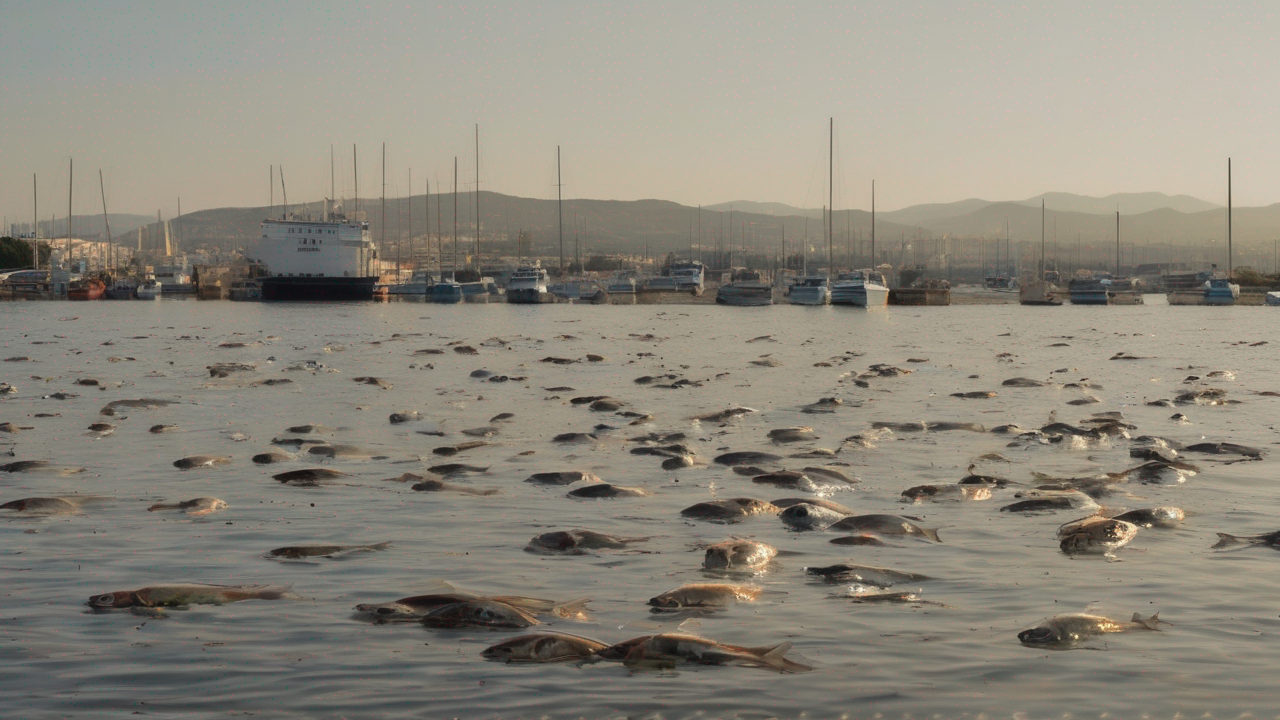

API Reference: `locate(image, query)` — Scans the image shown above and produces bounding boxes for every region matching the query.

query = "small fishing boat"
[506,265,555,304]
[430,279,464,304]
[831,270,889,307]
[1068,275,1110,305]
[228,279,262,301]
[135,278,162,299]
[788,275,831,305]
[716,270,773,306]
[1204,276,1240,305]
[67,276,106,300]
[386,270,434,296]
[1265,291,1280,306]
[105,277,138,300]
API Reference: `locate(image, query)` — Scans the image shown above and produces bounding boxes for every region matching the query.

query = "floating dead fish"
[803,467,858,484]
[772,497,853,514]
[1212,530,1280,549]
[272,468,348,485]
[147,497,228,516]
[714,451,783,467]
[648,583,761,609]
[804,563,930,587]
[267,542,391,559]
[901,485,992,503]
[460,426,499,438]
[768,427,818,443]
[0,422,32,433]
[589,398,626,411]
[703,539,777,570]
[951,391,996,399]
[526,471,600,486]
[172,455,231,470]
[422,600,542,629]
[1110,507,1184,529]
[287,424,331,434]
[1001,492,1099,513]
[427,463,490,476]
[552,432,597,443]
[829,534,889,547]
[355,593,585,623]
[207,362,256,377]
[86,422,115,433]
[308,444,376,459]
[829,514,941,542]
[801,397,843,414]
[525,529,649,554]
[88,583,300,609]
[609,633,812,673]
[432,441,492,456]
[1174,388,1230,406]
[567,483,650,499]
[389,411,423,424]
[100,398,177,415]
[0,497,84,516]
[750,357,782,368]
[0,460,86,475]
[1018,612,1167,647]
[1183,442,1262,459]
[147,424,177,434]
[411,478,498,496]
[779,503,848,531]
[681,498,779,522]
[1057,516,1138,556]
[352,376,392,389]
[252,451,294,464]
[693,407,756,423]
[481,632,609,663]
[490,412,515,423]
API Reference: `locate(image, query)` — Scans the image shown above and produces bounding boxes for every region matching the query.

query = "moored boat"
[715,281,774,306]
[506,264,556,304]
[135,278,162,299]
[831,270,889,307]
[789,275,831,306]
[1204,276,1240,305]
[253,201,379,301]
[430,280,464,303]
[67,276,106,300]
[1068,275,1110,305]
[228,279,262,301]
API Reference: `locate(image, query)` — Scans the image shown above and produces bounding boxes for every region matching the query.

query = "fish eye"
[1019,627,1054,643]
[795,507,809,517]
[96,594,115,606]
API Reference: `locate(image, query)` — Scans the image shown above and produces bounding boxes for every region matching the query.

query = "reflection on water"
[3,300,1279,717]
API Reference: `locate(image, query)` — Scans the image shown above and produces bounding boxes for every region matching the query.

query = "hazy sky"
[1,1,1277,224]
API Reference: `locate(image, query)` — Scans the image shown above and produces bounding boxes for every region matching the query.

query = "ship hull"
[260,276,377,301]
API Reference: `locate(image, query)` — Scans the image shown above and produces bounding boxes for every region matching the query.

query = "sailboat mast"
[383,142,391,276]
[475,124,481,270]
[557,146,564,278]
[1227,157,1233,278]
[1040,199,1045,277]
[871,180,876,270]
[99,170,112,272]
[176,197,181,256]
[828,118,833,281]
[329,144,334,222]
[353,145,359,214]
[408,168,412,278]
[32,173,38,271]
[453,157,458,276]
[67,158,73,271]
[1115,210,1120,277]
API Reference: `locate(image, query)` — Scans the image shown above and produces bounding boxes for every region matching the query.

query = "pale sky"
[1,1,1277,225]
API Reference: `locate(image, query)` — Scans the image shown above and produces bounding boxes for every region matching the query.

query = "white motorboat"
[830,270,889,307]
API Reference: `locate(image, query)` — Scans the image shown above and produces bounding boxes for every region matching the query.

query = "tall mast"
[1227,157,1233,278]
[828,118,833,280]
[424,177,430,279]
[697,205,701,263]
[353,144,359,214]
[1115,210,1120,277]
[1040,199,1045,277]
[270,166,274,218]
[329,144,334,221]
[453,157,458,275]
[407,167,412,277]
[557,146,564,277]
[99,170,112,272]
[279,167,288,219]
[32,174,38,270]
[382,142,389,275]
[176,197,181,255]
[475,124,481,270]
[871,180,876,270]
[436,176,442,277]
[67,158,73,270]
[575,213,581,275]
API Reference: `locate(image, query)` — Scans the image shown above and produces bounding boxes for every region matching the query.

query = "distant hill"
[1016,192,1220,215]
[704,201,822,219]
[877,198,994,226]
[17,214,153,242]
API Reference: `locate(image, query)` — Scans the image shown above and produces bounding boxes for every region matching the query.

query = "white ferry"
[506,264,555,304]
[253,210,379,301]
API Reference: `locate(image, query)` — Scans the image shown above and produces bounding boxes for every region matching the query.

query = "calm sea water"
[2,298,1278,719]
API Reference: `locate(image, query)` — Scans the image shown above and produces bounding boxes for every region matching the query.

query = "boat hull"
[67,280,106,301]
[831,283,889,307]
[1109,291,1144,305]
[260,276,377,301]
[1166,290,1203,305]
[507,289,556,304]
[789,288,830,305]
[891,288,951,306]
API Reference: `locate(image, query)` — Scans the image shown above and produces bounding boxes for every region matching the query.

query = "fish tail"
[1131,612,1170,630]
[370,541,393,550]
[146,503,174,512]
[1212,532,1244,549]
[752,641,813,673]
[552,598,592,620]
[922,527,942,543]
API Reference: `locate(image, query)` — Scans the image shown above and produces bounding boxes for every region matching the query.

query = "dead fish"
[1057,516,1139,555]
[552,432,597,443]
[703,539,777,570]
[768,427,817,443]
[272,437,326,449]
[751,471,824,492]
[100,398,177,415]
[1000,492,1098,513]
[490,412,515,423]
[801,397,843,414]
[287,424,330,434]
[267,542,391,559]
[389,411,423,424]
[1110,507,1184,529]
[613,633,812,673]
[460,426,499,438]
[804,563,930,587]
[648,583,762,609]
[432,441,492,456]
[354,593,586,623]
[1174,388,1229,405]
[1002,377,1049,387]
[901,485,992,503]
[589,398,626,411]
[252,451,294,464]
[86,422,115,433]
[88,583,299,609]
[173,455,231,470]
[693,407,756,423]
[526,471,600,486]
[829,535,889,547]
[427,463,489,476]
[272,468,347,485]
[0,497,82,516]
[352,376,392,389]
[1018,612,1167,646]
[1212,530,1280,549]
[771,497,853,514]
[661,455,695,470]
[714,451,783,467]
[681,498,779,522]
[481,632,609,663]
[779,503,848,531]
[0,460,85,475]
[567,483,650,499]
[525,530,648,554]
[1183,442,1263,459]
[802,467,858,484]
[147,497,228,517]
[951,391,996,399]
[829,514,941,542]
[411,478,498,496]
[308,444,375,459]
[422,600,542,629]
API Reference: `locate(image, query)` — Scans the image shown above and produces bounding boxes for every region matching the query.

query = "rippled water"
[3,299,1279,719]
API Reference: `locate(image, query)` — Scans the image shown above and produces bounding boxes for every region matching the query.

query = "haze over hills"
[1015,192,1221,215]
